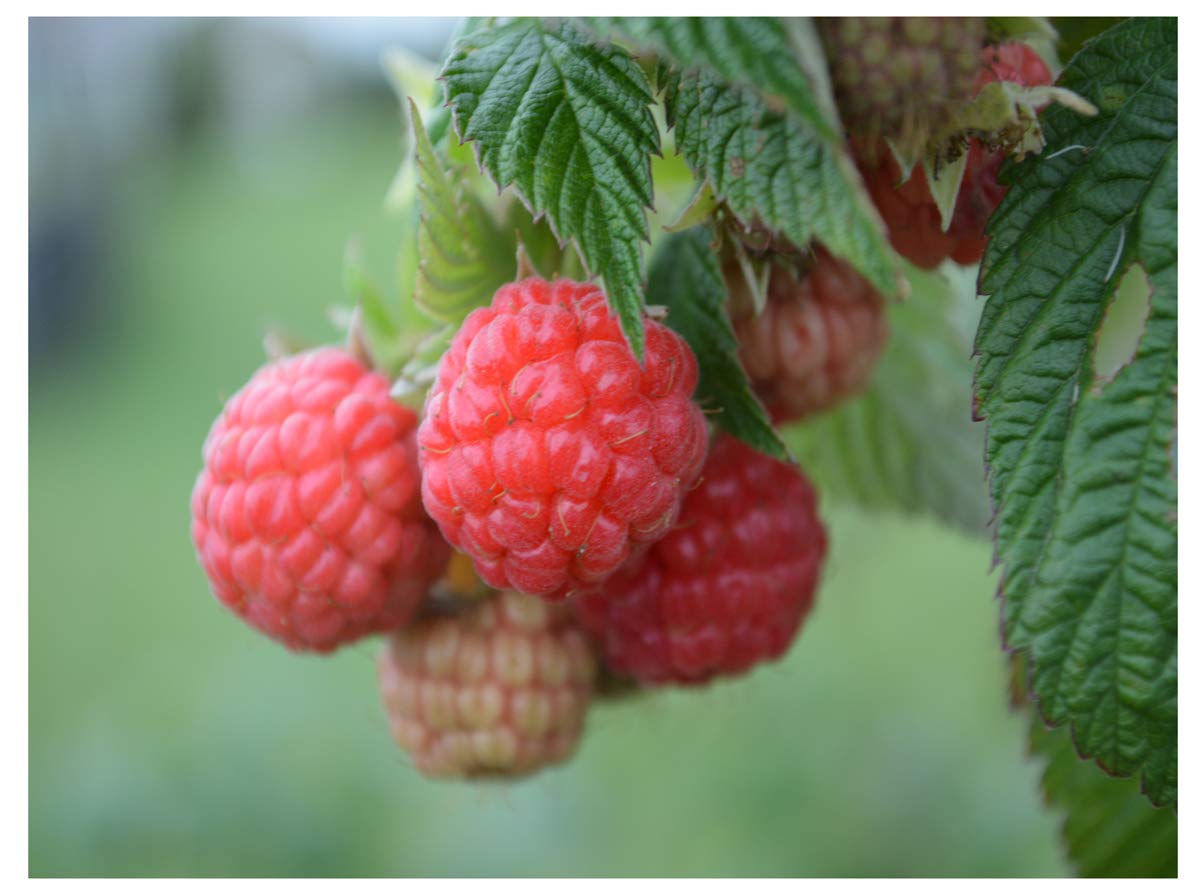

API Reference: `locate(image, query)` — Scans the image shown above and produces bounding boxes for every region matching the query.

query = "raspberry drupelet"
[190,348,449,652]
[417,278,709,601]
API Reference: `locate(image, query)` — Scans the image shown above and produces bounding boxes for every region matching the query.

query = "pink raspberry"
[190,348,449,652]
[856,41,1054,269]
[378,591,597,779]
[732,247,889,422]
[418,278,709,601]
[576,435,828,685]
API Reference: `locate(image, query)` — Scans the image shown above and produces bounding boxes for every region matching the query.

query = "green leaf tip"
[441,17,661,360]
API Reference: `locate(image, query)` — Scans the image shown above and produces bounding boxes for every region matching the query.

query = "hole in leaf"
[1092,262,1151,388]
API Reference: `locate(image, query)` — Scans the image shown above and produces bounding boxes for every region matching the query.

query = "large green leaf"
[410,101,514,323]
[1030,711,1177,877]
[785,264,988,534]
[441,18,661,357]
[974,17,1177,808]
[645,225,786,460]
[597,17,835,140]
[665,68,900,299]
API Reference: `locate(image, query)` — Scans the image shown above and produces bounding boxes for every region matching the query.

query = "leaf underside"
[974,17,1177,808]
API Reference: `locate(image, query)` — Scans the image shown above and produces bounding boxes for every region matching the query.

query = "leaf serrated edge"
[439,18,657,359]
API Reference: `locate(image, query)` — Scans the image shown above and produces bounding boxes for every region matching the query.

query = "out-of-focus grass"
[29,97,1069,878]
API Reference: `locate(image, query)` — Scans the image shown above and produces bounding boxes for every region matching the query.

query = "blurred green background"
[30,18,1069,877]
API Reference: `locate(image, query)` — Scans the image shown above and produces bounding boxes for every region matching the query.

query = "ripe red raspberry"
[576,436,828,685]
[378,591,597,778]
[731,247,889,422]
[856,41,1054,269]
[418,278,709,601]
[190,348,449,652]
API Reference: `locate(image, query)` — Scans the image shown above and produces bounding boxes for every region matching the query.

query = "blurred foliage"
[1052,17,1126,63]
[30,22,1071,878]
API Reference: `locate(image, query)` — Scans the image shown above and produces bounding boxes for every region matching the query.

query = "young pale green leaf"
[441,18,660,357]
[666,68,900,299]
[410,101,514,324]
[645,225,786,460]
[786,263,989,535]
[974,17,1177,808]
[1030,713,1177,877]
[597,17,835,140]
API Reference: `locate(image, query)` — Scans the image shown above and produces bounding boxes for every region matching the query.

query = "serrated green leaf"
[410,101,515,324]
[441,18,660,357]
[666,68,900,299]
[598,17,836,140]
[645,225,786,460]
[1031,714,1177,877]
[785,263,989,534]
[974,17,1177,808]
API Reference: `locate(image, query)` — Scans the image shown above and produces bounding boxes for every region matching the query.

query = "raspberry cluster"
[855,41,1054,269]
[730,247,890,422]
[577,436,828,685]
[191,277,833,782]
